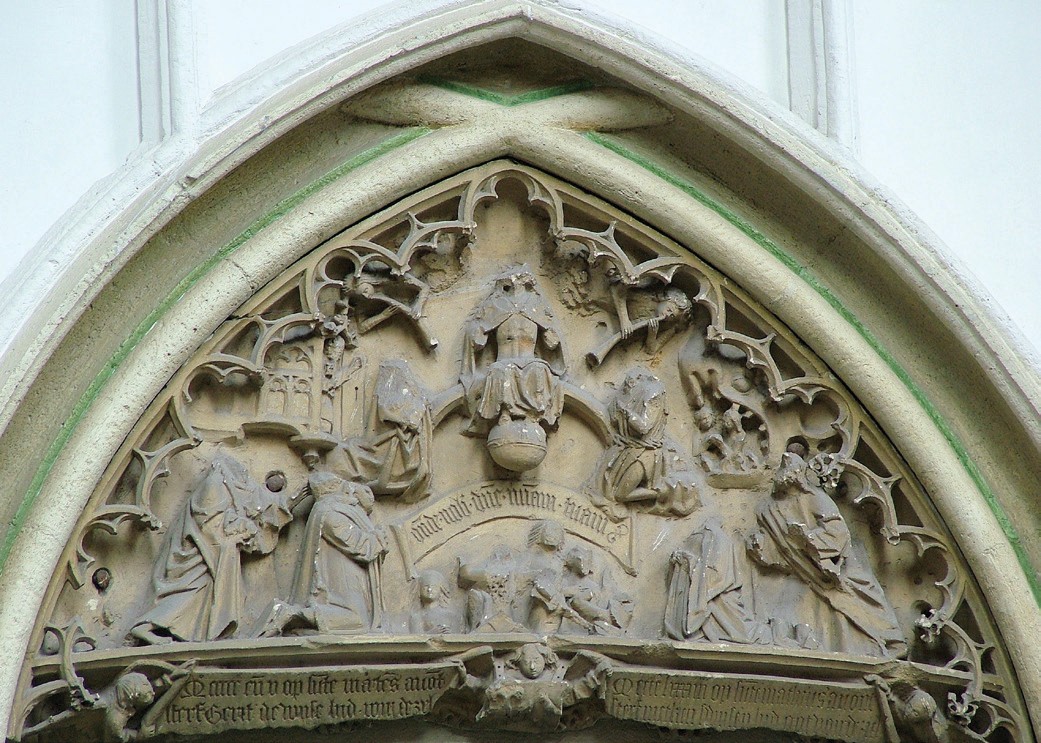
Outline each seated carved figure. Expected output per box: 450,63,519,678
332,359,432,501
589,369,702,519
129,452,294,645
747,449,907,658
460,267,567,471
410,569,463,635
664,494,767,644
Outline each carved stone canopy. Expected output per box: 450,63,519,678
11,160,1029,742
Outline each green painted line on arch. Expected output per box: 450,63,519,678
584,129,1041,606
416,75,594,106
0,126,432,577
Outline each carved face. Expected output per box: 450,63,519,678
517,645,546,679
418,571,447,603
565,547,593,576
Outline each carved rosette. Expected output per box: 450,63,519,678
12,162,1026,742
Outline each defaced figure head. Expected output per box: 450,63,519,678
418,570,450,605
528,520,565,553
307,471,376,512
565,546,594,577
494,266,539,298
346,480,376,513
613,369,667,439
308,471,345,500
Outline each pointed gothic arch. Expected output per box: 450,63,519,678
1,5,1038,741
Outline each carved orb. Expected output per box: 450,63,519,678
487,419,547,471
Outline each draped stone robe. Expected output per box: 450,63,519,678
134,454,292,642
664,515,765,644
754,482,906,657
291,489,388,633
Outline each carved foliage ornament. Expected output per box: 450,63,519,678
13,163,1026,742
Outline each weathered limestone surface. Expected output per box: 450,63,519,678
11,160,1028,742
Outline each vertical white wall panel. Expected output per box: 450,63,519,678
853,1,1041,352
0,2,139,279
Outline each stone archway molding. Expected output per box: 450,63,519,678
1,2,1039,738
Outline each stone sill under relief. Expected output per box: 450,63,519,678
29,634,999,691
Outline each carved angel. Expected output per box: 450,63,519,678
341,263,438,349
587,282,692,366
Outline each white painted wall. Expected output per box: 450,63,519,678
852,1,1041,353
0,0,1037,356
0,1,139,280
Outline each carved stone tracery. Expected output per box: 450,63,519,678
11,162,1027,742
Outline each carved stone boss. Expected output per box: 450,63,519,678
12,163,1026,742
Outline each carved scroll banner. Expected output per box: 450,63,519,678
605,668,888,743
395,481,634,572
149,663,461,737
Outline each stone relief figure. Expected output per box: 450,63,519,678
458,545,527,633
558,546,632,635
526,521,567,633
451,643,610,733
589,368,702,519
20,662,192,743
101,672,156,743
341,262,438,350
747,447,907,658
664,493,767,644
129,453,296,644
700,402,765,471
687,366,769,478
587,283,693,367
262,471,389,635
314,299,365,435
410,569,464,634
332,359,432,501
460,266,567,471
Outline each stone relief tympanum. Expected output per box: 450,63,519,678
13,162,1026,743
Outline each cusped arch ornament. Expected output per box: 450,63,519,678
2,6,1040,743
10,161,1029,742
